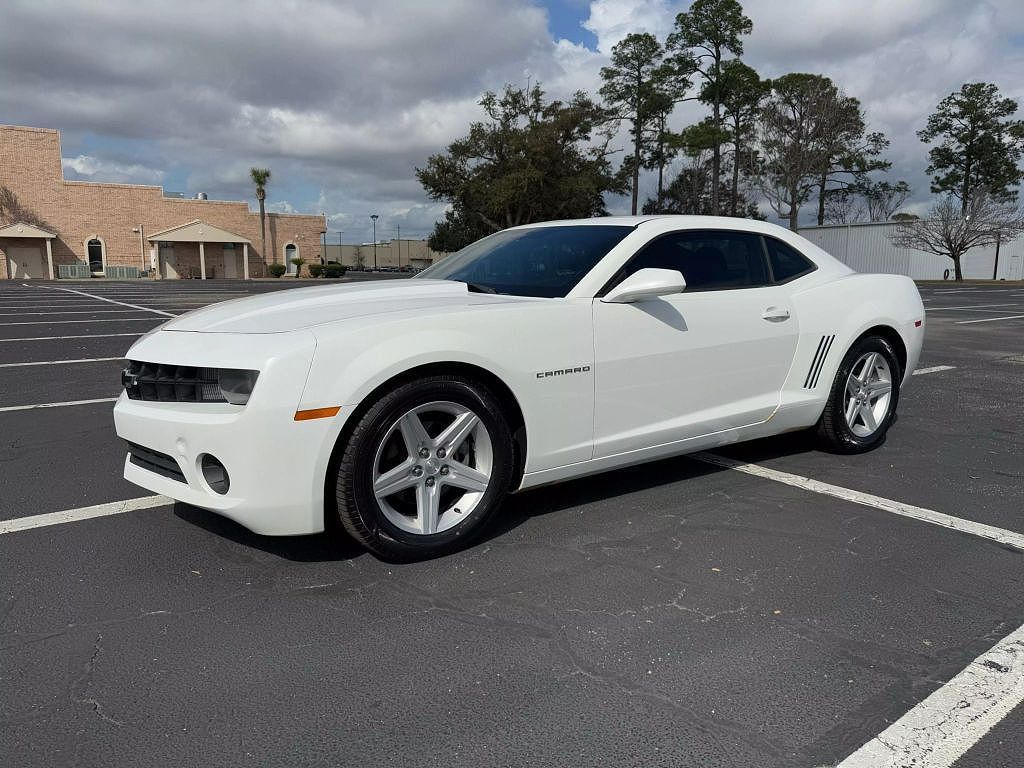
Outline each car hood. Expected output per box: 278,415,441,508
162,279,530,334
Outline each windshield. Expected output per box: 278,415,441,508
415,225,635,298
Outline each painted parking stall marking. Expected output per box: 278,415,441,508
30,284,176,317
913,365,957,375
0,357,123,368
0,397,119,413
836,621,1024,768
0,495,171,534
692,452,1024,551
0,332,144,342
957,313,1024,324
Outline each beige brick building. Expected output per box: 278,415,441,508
0,125,326,279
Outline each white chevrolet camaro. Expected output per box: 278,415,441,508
115,216,924,559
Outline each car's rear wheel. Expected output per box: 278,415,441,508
816,335,901,453
335,375,514,560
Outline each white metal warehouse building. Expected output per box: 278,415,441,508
798,221,1024,281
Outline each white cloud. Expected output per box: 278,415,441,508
60,155,165,184
5,1,1024,235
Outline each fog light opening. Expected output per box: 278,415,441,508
200,454,230,495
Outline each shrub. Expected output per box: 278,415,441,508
324,263,347,278
268,263,287,278
308,263,324,278
290,257,306,276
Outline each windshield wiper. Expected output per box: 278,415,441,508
456,280,497,294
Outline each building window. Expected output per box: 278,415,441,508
87,239,104,273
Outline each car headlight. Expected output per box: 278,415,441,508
217,368,259,405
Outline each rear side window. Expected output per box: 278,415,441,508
764,237,816,282
611,230,770,292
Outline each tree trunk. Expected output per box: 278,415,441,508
656,158,664,213
960,153,971,216
816,173,828,226
631,118,641,216
953,253,963,281
710,52,721,215
258,197,267,265
788,183,799,231
730,135,740,217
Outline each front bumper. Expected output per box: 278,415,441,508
113,329,344,536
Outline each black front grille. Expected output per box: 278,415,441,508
123,360,223,402
127,442,186,483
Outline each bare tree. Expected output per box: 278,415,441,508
890,191,1024,280
824,179,911,224
863,180,911,222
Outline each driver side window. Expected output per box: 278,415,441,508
612,230,771,292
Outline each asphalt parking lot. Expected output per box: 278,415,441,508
1,278,1022,768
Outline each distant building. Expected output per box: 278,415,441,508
0,124,326,279
798,220,1024,280
323,240,448,270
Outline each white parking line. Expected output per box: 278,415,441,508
957,314,1024,324
925,304,1017,310
31,285,176,317
0,309,153,316
0,397,118,412
0,317,162,326
692,452,1024,550
836,621,1024,768
0,332,143,342
0,495,172,535
0,357,123,368
913,365,957,375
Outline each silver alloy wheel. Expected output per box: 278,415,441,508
844,351,893,438
371,400,493,535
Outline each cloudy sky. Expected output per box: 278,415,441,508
2,0,1022,241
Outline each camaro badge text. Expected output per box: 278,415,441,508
536,365,591,379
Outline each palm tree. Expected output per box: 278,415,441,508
249,167,271,265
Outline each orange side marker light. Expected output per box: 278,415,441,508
294,406,341,421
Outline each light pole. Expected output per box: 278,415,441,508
370,214,379,270
396,223,400,270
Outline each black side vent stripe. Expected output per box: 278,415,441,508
804,334,836,389
803,336,827,388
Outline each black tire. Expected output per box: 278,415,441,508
816,335,901,454
335,375,515,561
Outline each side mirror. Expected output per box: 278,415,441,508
601,268,686,304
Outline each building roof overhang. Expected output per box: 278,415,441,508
0,221,56,239
147,220,251,244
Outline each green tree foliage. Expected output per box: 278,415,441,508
759,73,845,230
814,101,893,225
918,82,1024,213
643,121,763,219
668,0,753,214
417,84,624,252
599,33,688,215
717,60,769,217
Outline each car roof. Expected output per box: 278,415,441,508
511,215,797,238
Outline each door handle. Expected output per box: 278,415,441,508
762,306,791,322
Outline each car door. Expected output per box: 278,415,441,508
592,229,800,458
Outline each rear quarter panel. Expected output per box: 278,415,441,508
779,273,925,423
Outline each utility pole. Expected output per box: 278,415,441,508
993,232,1002,280
338,231,342,265
370,214,379,270
396,223,400,270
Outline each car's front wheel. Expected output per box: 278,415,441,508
816,335,901,453
335,375,515,560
